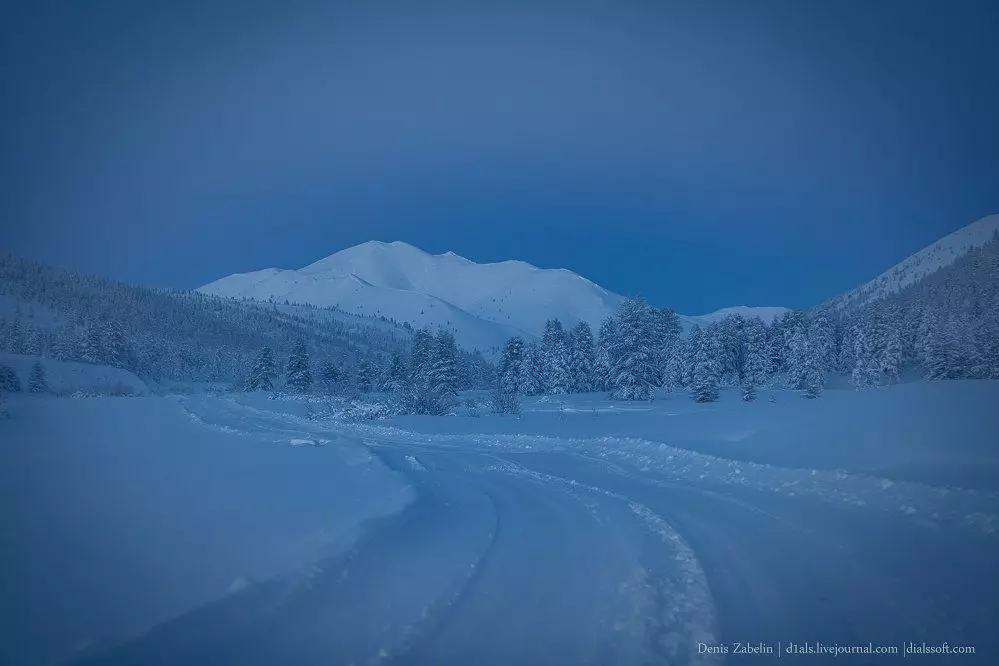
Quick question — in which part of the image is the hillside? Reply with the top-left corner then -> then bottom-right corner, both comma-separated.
825,214 -> 999,311
0,253 -> 415,386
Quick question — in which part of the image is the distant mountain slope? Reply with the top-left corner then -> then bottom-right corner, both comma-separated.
200,241 -> 786,344
200,241 -> 620,343
0,252 -> 413,384
680,305 -> 789,332
825,214 -> 999,311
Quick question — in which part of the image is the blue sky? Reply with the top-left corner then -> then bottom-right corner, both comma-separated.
3,0 -> 998,314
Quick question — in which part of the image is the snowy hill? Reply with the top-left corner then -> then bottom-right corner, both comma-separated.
825,214 -> 999,310
199,241 -> 786,346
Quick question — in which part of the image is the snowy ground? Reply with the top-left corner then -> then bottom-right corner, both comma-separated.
2,382 -> 998,665
0,394 -> 412,666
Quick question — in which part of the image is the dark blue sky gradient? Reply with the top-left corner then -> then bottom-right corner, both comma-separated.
3,0 -> 998,313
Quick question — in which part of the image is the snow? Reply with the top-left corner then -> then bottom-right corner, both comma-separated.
0,353 -> 150,396
4,381 -> 998,665
0,394 -> 412,666
826,214 -> 999,310
198,241 -> 786,348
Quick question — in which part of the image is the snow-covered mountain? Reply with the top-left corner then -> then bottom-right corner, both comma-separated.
680,306 -> 789,331
199,241 -> 788,349
825,214 -> 999,311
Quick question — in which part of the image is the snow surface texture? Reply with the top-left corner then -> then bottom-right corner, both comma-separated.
0,353 -> 150,396
198,240 -> 786,346
826,214 -> 999,310
0,394 -> 413,666
44,381 -> 999,666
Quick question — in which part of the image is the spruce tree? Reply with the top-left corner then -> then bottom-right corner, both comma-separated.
607,297 -> 656,400
691,326 -> 721,403
879,309 -> 903,384
493,337 -> 524,414
430,330 -> 460,414
801,346 -> 825,398
521,342 -> 544,396
318,360 -> 339,394
541,319 -> 570,395
0,363 -> 21,393
568,321 -> 596,393
285,340 -> 312,391
357,358 -> 376,393
384,351 -> 407,393
741,318 -> 768,400
28,361 -> 47,393
247,347 -> 276,391
851,322 -> 881,389
594,317 -> 617,392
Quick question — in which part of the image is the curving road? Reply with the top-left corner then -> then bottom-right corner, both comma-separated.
75,417 -> 999,666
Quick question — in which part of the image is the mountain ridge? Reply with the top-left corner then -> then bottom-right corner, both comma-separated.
823,214 -> 999,311
198,241 -> 787,348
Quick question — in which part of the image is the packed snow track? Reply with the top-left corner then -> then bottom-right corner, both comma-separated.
69,395 -> 998,666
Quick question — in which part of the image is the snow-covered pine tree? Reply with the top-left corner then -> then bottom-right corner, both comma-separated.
651,307 -> 683,388
878,308 -> 903,384
357,358 -> 374,393
809,311 -> 836,372
684,325 -> 702,389
521,342 -> 544,396
784,322 -> 809,390
594,317 -> 617,392
28,361 -> 47,393
851,321 -> 881,389
568,321 -> 595,393
541,318 -> 571,395
383,351 -> 407,393
0,363 -> 21,393
285,340 -> 312,392
716,314 -> 746,386
690,326 -> 722,403
801,341 -> 825,398
493,336 -> 525,414
104,320 -> 130,369
317,360 -> 339,394
247,346 -> 277,391
82,321 -> 105,365
741,318 -> 768,400
429,330 -> 459,414
607,297 -> 656,401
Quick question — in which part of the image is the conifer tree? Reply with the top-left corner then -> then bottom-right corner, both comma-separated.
851,322 -> 881,389
691,326 -> 721,403
317,360 -> 339,394
247,346 -> 276,391
594,317 -> 617,392
568,321 -> 596,393
607,297 -> 656,400
285,340 -> 312,391
357,358 -> 374,393
494,336 -> 524,414
0,363 -> 21,393
541,318 -> 571,394
28,361 -> 47,393
742,318 -> 768,399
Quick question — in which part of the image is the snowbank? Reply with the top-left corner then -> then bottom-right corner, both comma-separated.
0,394 -> 412,666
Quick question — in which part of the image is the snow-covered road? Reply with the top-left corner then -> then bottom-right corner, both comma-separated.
72,395 -> 999,665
